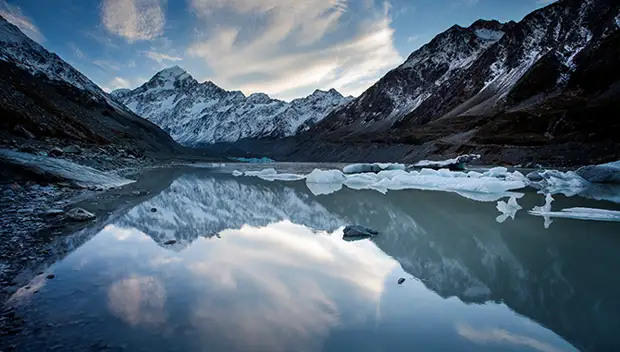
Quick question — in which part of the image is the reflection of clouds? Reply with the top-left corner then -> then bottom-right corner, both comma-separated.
106,225 -> 151,241
457,324 -> 568,352
107,275 -> 167,327
187,221 -> 397,351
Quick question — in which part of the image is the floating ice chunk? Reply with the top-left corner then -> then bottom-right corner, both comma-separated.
467,171 -> 483,178
343,173 -> 379,190
537,170 -> 590,195
530,207 -> 620,222
306,169 -> 346,184
529,194 -> 555,228
306,182 -> 343,196
343,163 -> 405,174
496,196 -> 523,223
413,154 -> 480,170
483,167 -> 509,178
243,168 -> 305,181
232,170 -> 243,177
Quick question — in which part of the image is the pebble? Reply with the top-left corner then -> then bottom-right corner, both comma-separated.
164,240 -> 177,245
398,278 -> 406,285
46,274 -> 55,279
151,207 -> 157,213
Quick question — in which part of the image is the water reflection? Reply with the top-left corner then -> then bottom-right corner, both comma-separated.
6,170 -> 620,351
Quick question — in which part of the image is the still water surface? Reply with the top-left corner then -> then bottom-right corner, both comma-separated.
5,165 -> 620,351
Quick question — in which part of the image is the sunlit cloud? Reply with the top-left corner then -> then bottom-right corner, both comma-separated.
102,76 -> 132,92
107,275 -> 167,326
185,221 -> 398,350
187,0 -> 402,100
0,0 -> 45,43
101,0 -> 166,41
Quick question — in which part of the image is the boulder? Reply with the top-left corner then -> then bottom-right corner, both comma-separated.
343,225 -> 380,239
49,147 -> 64,157
63,145 -> 83,154
13,125 -> 36,139
66,208 -> 96,221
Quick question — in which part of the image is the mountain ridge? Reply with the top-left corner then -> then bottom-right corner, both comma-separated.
110,68 -> 353,145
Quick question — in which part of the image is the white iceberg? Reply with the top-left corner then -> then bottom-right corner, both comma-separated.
232,170 -> 243,177
413,154 -> 480,170
243,168 -> 305,181
342,163 -> 405,174
306,169 -> 346,184
495,196 -> 523,223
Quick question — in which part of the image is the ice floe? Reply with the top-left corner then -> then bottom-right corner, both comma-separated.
243,168 -> 305,181
496,196 -> 523,223
0,149 -> 134,189
413,154 -> 480,170
530,205 -> 620,223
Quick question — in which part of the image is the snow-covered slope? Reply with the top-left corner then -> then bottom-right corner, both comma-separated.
111,68 -> 352,145
0,15 -> 180,153
311,0 -> 620,135
0,16 -> 106,101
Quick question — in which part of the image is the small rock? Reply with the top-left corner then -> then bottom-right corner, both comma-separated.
49,147 -> 63,157
66,208 -> 96,221
150,207 -> 157,213
343,225 -> 380,238
164,240 -> 177,245
63,145 -> 83,154
398,278 -> 405,285
13,125 -> 36,139
46,274 -> 55,279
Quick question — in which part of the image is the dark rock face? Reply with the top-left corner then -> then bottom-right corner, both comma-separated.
301,0 -> 620,165
0,16 -> 183,156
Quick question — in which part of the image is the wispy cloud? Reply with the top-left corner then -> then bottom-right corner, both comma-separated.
100,0 -> 166,41
457,324 -> 566,352
143,51 -> 182,63
93,59 -> 122,71
0,0 -> 45,43
102,76 -> 132,92
187,0 -> 402,99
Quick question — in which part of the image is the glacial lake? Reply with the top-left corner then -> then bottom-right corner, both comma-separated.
4,164 -> 620,352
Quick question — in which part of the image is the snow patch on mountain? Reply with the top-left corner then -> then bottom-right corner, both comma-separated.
111,70 -> 352,145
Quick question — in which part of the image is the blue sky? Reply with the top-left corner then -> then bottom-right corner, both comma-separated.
1,0 -> 555,100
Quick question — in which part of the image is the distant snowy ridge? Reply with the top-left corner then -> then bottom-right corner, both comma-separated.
111,67 -> 353,145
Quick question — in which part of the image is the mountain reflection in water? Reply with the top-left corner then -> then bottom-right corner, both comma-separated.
6,169 -> 620,352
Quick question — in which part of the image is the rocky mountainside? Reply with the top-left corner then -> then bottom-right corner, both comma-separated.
0,15 -> 182,155
111,68 -> 353,145
299,0 -> 620,165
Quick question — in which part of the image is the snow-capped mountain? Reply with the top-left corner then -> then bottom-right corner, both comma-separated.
111,68 -> 352,145
311,0 -> 620,137
0,15 -> 180,153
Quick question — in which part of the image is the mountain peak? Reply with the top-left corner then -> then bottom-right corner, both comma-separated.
155,65 -> 189,80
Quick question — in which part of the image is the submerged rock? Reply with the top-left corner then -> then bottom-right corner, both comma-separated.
343,225 -> 380,239
66,208 -> 96,221
398,278 -> 406,285
46,274 -> 55,279
151,207 -> 157,213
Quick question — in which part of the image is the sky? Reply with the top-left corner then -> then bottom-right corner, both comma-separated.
1,0 -> 556,101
